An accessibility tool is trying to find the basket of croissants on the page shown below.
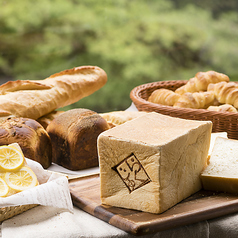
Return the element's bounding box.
[130,71,238,140]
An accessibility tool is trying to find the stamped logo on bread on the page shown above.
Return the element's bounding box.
[113,153,151,193]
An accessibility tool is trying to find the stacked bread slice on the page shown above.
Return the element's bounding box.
[201,136,238,194]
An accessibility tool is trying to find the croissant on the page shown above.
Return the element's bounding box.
[148,88,180,106]
[175,71,229,95]
[207,104,237,113]
[173,91,215,109]
[0,66,107,121]
[207,81,238,108]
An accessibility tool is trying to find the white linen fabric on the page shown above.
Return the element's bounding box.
[3,204,238,238]
[1,205,211,238]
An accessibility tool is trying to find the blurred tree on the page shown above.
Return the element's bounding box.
[0,0,238,112]
[170,0,238,18]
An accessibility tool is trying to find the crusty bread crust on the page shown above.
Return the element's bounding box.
[0,66,107,120]
[0,117,52,169]
[47,108,110,170]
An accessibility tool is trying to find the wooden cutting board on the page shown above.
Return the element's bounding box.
[69,173,238,236]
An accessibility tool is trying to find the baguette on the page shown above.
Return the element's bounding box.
[0,66,107,121]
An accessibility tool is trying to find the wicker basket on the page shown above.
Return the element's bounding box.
[130,80,238,140]
[0,204,38,222]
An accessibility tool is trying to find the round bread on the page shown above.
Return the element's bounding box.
[46,108,110,170]
[0,117,52,168]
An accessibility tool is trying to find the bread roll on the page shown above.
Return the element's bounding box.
[0,66,107,121]
[47,108,110,170]
[0,118,52,168]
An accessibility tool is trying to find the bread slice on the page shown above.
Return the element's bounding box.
[201,137,238,194]
[208,132,227,157]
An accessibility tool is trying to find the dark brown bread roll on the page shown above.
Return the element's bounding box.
[0,117,52,168]
[46,108,110,170]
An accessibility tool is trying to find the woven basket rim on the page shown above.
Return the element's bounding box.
[130,80,238,119]
[0,204,38,222]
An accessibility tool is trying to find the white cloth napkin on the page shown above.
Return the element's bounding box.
[0,158,73,212]
[1,205,211,238]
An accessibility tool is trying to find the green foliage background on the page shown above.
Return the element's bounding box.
[0,0,238,112]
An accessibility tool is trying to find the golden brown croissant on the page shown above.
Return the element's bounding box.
[175,71,229,95]
[207,81,238,108]
[173,91,215,109]
[148,88,180,106]
[207,104,237,113]
[0,66,107,121]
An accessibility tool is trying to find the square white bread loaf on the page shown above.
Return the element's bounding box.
[98,112,212,214]
[201,137,238,194]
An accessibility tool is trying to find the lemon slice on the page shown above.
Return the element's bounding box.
[0,146,24,172]
[0,177,9,197]
[5,166,38,192]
